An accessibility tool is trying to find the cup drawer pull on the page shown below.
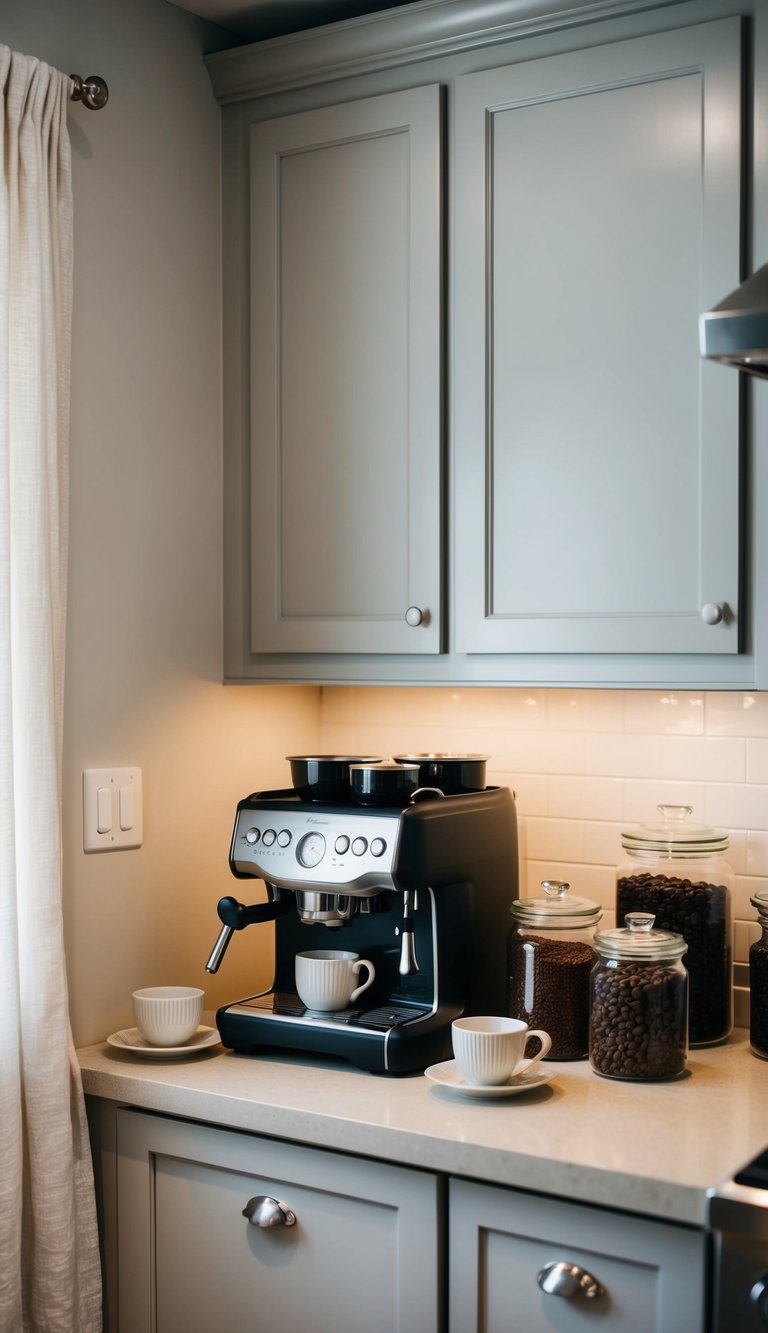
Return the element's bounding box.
[537,1260,606,1300]
[242,1195,296,1228]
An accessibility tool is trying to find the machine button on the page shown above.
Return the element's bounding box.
[277,829,292,848]
[334,835,350,855]
[244,827,260,845]
[370,837,387,857]
[351,836,368,856]
[262,828,276,847]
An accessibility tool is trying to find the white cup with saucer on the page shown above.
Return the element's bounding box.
[451,1015,552,1086]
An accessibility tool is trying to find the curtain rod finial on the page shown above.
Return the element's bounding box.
[69,74,108,111]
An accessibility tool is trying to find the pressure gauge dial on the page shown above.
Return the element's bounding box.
[297,832,326,869]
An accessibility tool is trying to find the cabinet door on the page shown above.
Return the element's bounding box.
[453,19,741,656]
[449,1178,706,1333]
[116,1109,441,1333]
[247,85,441,654]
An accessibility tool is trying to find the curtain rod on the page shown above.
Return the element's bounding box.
[69,73,108,110]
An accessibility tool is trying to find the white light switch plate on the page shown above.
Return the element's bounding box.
[83,767,143,852]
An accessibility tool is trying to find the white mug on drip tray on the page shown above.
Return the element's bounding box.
[452,1015,552,1086]
[295,950,375,1012]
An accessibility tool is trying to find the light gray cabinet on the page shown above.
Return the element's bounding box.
[453,18,742,658]
[449,1177,707,1332]
[214,0,764,688]
[114,1108,442,1333]
[234,85,442,658]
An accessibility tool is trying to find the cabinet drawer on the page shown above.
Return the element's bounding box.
[449,1178,706,1332]
[117,1109,441,1333]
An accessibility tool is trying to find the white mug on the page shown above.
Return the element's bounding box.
[295,950,375,1012]
[132,986,204,1047]
[452,1015,552,1086]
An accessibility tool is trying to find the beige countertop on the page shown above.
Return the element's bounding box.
[78,1027,768,1229]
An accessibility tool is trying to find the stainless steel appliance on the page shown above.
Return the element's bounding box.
[700,263,768,379]
[708,1147,768,1328]
[205,779,518,1074]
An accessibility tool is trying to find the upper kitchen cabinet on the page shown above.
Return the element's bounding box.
[453,19,742,658]
[228,85,442,659]
[210,0,768,688]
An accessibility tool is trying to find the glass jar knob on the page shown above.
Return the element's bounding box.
[541,879,570,901]
[625,912,656,932]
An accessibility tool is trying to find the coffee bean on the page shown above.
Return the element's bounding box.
[589,960,687,1080]
[617,873,731,1045]
[509,934,595,1060]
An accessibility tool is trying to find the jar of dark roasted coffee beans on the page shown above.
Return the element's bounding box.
[509,880,602,1060]
[589,913,688,1081]
[616,805,733,1047]
[749,891,768,1059]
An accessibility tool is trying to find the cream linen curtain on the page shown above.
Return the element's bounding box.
[0,46,102,1333]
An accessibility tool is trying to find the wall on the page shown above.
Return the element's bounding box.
[1,0,320,1045]
[320,686,768,1025]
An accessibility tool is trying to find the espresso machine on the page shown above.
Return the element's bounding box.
[205,758,518,1074]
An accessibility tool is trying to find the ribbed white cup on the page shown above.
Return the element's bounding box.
[132,986,204,1046]
[295,950,375,1012]
[452,1016,552,1086]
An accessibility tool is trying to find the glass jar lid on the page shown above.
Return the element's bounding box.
[511,880,602,929]
[621,804,729,855]
[594,912,688,960]
[751,890,768,922]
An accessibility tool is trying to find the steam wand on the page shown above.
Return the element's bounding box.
[398,889,419,976]
[205,892,292,974]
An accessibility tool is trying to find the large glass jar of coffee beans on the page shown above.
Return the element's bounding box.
[508,880,602,1060]
[589,913,688,1081]
[616,806,733,1047]
[749,891,768,1059]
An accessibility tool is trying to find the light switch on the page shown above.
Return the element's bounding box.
[83,768,143,852]
[97,786,112,834]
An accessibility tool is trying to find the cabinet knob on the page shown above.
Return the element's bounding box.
[405,606,425,627]
[537,1261,606,1300]
[242,1195,296,1228]
[750,1274,768,1325]
[701,602,724,625]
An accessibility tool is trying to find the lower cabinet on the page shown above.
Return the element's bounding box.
[114,1109,442,1333]
[107,1108,708,1333]
[449,1178,707,1333]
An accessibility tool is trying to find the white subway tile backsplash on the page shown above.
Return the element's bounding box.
[661,735,746,783]
[319,686,768,1024]
[705,692,768,737]
[624,690,705,735]
[747,738,768,785]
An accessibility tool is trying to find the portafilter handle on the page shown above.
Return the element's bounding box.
[205,893,292,974]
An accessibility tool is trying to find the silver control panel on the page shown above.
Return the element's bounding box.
[231,806,401,894]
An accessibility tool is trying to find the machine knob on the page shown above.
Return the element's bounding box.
[242,1196,296,1229]
[701,602,724,625]
[537,1261,606,1300]
[751,1274,768,1325]
[405,606,424,627]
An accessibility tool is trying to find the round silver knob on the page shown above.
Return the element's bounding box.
[701,602,724,625]
[405,606,424,627]
[242,1195,296,1228]
[537,1261,606,1300]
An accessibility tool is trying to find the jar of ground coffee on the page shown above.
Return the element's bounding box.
[589,913,688,1081]
[749,890,768,1059]
[616,805,733,1047]
[508,880,602,1060]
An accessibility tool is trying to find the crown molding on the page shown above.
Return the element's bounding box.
[205,0,686,102]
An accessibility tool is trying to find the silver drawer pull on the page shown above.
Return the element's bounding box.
[537,1260,606,1300]
[242,1195,296,1228]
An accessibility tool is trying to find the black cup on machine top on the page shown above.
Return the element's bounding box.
[349,762,421,807]
[392,753,488,795]
[287,756,382,803]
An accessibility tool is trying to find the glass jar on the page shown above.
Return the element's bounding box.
[509,880,602,1060]
[589,913,688,1081]
[749,890,768,1059]
[616,805,733,1047]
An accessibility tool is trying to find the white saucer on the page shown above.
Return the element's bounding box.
[424,1059,555,1098]
[106,1026,221,1058]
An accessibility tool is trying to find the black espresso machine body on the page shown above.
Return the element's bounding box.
[208,785,518,1074]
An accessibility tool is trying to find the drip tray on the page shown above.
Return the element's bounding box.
[236,992,430,1029]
